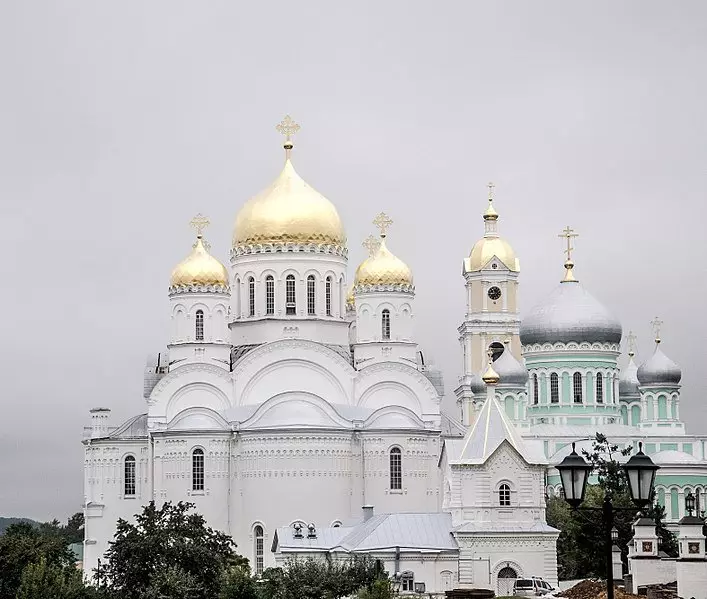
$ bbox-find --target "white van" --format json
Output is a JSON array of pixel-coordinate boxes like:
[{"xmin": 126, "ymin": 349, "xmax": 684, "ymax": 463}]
[{"xmin": 512, "ymin": 577, "xmax": 555, "ymax": 596}]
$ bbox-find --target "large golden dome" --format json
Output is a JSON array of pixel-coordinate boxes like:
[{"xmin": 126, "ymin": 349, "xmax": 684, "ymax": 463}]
[
  {"xmin": 354, "ymin": 237, "xmax": 413, "ymax": 288},
  {"xmin": 233, "ymin": 158, "xmax": 346, "ymax": 247},
  {"xmin": 467, "ymin": 237, "xmax": 519, "ymax": 272},
  {"xmin": 170, "ymin": 236, "xmax": 229, "ymax": 288}
]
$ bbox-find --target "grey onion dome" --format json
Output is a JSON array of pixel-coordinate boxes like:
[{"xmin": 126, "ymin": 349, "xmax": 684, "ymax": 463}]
[
  {"xmin": 493, "ymin": 348, "xmax": 529, "ymax": 386},
  {"xmin": 520, "ymin": 281, "xmax": 622, "ymax": 346},
  {"xmin": 619, "ymin": 356, "xmax": 640, "ymax": 397},
  {"xmin": 470, "ymin": 374, "xmax": 487, "ymax": 396},
  {"xmin": 637, "ymin": 344, "xmax": 682, "ymax": 385}
]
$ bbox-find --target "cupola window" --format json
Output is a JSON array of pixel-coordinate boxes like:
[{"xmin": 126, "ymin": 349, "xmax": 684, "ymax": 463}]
[
  {"xmin": 382, "ymin": 309, "xmax": 391, "ymax": 340},
  {"xmin": 550, "ymin": 373, "xmax": 559, "ymax": 403},
  {"xmin": 596, "ymin": 373, "xmax": 604, "ymax": 403},
  {"xmin": 265, "ymin": 275, "xmax": 275, "ymax": 315},
  {"xmin": 499, "ymin": 483, "xmax": 511, "ymax": 506},
  {"xmin": 533, "ymin": 374, "xmax": 539, "ymax": 405},
  {"xmin": 192, "ymin": 448, "xmax": 205, "ymax": 491},
  {"xmin": 307, "ymin": 275, "xmax": 316, "ymax": 315},
  {"xmin": 248, "ymin": 277, "xmax": 255, "ymax": 317},
  {"xmin": 325, "ymin": 276, "xmax": 332, "ymax": 316},
  {"xmin": 195, "ymin": 310, "xmax": 204, "ymax": 341},
  {"xmin": 286, "ymin": 275, "xmax": 296, "ymax": 315},
  {"xmin": 573, "ymin": 372, "xmax": 583, "ymax": 403},
  {"xmin": 124, "ymin": 455, "xmax": 136, "ymax": 497},
  {"xmin": 253, "ymin": 525, "xmax": 264, "ymax": 575},
  {"xmin": 389, "ymin": 447, "xmax": 402, "ymax": 490}
]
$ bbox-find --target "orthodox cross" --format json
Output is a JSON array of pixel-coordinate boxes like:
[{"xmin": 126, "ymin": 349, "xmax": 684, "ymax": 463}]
[
  {"xmin": 373, "ymin": 212, "xmax": 393, "ymax": 238},
  {"xmin": 626, "ymin": 331, "xmax": 637, "ymax": 356},
  {"xmin": 487, "ymin": 181, "xmax": 495, "ymax": 200},
  {"xmin": 190, "ymin": 214, "xmax": 210, "ymax": 238},
  {"xmin": 558, "ymin": 226, "xmax": 579, "ymax": 262},
  {"xmin": 651, "ymin": 317, "xmax": 663, "ymax": 343},
  {"xmin": 362, "ymin": 235, "xmax": 381, "ymax": 257}
]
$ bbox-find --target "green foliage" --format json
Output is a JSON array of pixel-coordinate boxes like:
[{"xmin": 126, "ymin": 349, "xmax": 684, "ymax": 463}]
[
  {"xmin": 356, "ymin": 579, "xmax": 393, "ymax": 599},
  {"xmin": 219, "ymin": 565, "xmax": 258, "ymax": 599},
  {"xmin": 547, "ymin": 433, "xmax": 678, "ymax": 581},
  {"xmin": 0, "ymin": 522, "xmax": 75, "ymax": 599},
  {"xmin": 101, "ymin": 501, "xmax": 245, "ymax": 599},
  {"xmin": 16, "ymin": 557, "xmax": 86, "ymax": 599}
]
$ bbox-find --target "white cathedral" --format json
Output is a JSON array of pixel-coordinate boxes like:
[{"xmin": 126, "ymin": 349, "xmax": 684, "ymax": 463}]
[{"xmin": 82, "ymin": 118, "xmax": 707, "ymax": 595}]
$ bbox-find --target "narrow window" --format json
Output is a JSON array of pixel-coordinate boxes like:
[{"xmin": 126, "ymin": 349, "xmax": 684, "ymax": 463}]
[
  {"xmin": 265, "ymin": 275, "xmax": 275, "ymax": 315},
  {"xmin": 307, "ymin": 275, "xmax": 316, "ymax": 315},
  {"xmin": 550, "ymin": 373, "xmax": 559, "ymax": 403},
  {"xmin": 401, "ymin": 572, "xmax": 414, "ymax": 593},
  {"xmin": 124, "ymin": 456, "xmax": 136, "ymax": 497},
  {"xmin": 533, "ymin": 374, "xmax": 539, "ymax": 405},
  {"xmin": 499, "ymin": 483, "xmax": 511, "ymax": 506},
  {"xmin": 389, "ymin": 447, "xmax": 402, "ymax": 490},
  {"xmin": 192, "ymin": 448, "xmax": 204, "ymax": 491},
  {"xmin": 325, "ymin": 276, "xmax": 332, "ymax": 316},
  {"xmin": 248, "ymin": 277, "xmax": 255, "ymax": 317},
  {"xmin": 596, "ymin": 373, "xmax": 604, "ymax": 403},
  {"xmin": 235, "ymin": 278, "xmax": 241, "ymax": 317},
  {"xmin": 195, "ymin": 310, "xmax": 204, "ymax": 341},
  {"xmin": 573, "ymin": 372, "xmax": 583, "ymax": 403},
  {"xmin": 286, "ymin": 275, "xmax": 296, "ymax": 315},
  {"xmin": 382, "ymin": 309, "xmax": 391, "ymax": 340},
  {"xmin": 254, "ymin": 525, "xmax": 264, "ymax": 575}
]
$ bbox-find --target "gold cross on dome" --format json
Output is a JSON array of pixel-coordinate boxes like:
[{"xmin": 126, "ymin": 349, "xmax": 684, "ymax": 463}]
[
  {"xmin": 373, "ymin": 212, "xmax": 393, "ymax": 237},
  {"xmin": 276, "ymin": 115, "xmax": 300, "ymax": 142},
  {"xmin": 487, "ymin": 181, "xmax": 495, "ymax": 200},
  {"xmin": 362, "ymin": 235, "xmax": 381, "ymax": 256},
  {"xmin": 190, "ymin": 213, "xmax": 210, "ymax": 237},
  {"xmin": 651, "ymin": 317, "xmax": 663, "ymax": 342},
  {"xmin": 626, "ymin": 330, "xmax": 637, "ymax": 356},
  {"xmin": 558, "ymin": 225, "xmax": 579, "ymax": 262}
]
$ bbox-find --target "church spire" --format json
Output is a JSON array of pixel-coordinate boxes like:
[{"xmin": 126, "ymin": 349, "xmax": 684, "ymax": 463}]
[{"xmin": 558, "ymin": 225, "xmax": 579, "ymax": 283}]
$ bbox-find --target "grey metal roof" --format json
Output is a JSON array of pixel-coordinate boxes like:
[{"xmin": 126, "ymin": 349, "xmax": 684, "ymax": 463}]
[
  {"xmin": 619, "ymin": 356, "xmax": 640, "ymax": 397},
  {"xmin": 520, "ymin": 280, "xmax": 622, "ymax": 345},
  {"xmin": 493, "ymin": 349, "xmax": 529, "ymax": 386},
  {"xmin": 440, "ymin": 413, "xmax": 466, "ymax": 438},
  {"xmin": 274, "ymin": 526, "xmax": 353, "ymax": 552},
  {"xmin": 109, "ymin": 414, "xmax": 148, "ymax": 439},
  {"xmin": 469, "ymin": 374, "xmax": 487, "ymax": 395},
  {"xmin": 637, "ymin": 343, "xmax": 682, "ymax": 385}
]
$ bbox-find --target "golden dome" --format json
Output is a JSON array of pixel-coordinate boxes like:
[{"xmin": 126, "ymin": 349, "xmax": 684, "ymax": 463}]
[
  {"xmin": 233, "ymin": 158, "xmax": 346, "ymax": 247},
  {"xmin": 354, "ymin": 237, "xmax": 413, "ymax": 288},
  {"xmin": 482, "ymin": 362, "xmax": 500, "ymax": 385},
  {"xmin": 467, "ymin": 237, "xmax": 519, "ymax": 272},
  {"xmin": 170, "ymin": 236, "xmax": 229, "ymax": 288}
]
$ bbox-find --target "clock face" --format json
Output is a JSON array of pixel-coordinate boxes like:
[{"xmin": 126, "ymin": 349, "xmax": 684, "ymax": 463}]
[{"xmin": 488, "ymin": 286, "xmax": 502, "ymax": 301}]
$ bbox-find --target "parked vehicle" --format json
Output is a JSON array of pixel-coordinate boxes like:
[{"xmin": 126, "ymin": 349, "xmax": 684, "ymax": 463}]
[{"xmin": 512, "ymin": 577, "xmax": 556, "ymax": 596}]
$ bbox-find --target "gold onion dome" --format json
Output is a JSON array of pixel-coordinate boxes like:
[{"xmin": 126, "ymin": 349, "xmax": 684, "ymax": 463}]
[
  {"xmin": 354, "ymin": 214, "xmax": 413, "ymax": 288},
  {"xmin": 170, "ymin": 215, "xmax": 229, "ymax": 288},
  {"xmin": 482, "ymin": 362, "xmax": 500, "ymax": 385},
  {"xmin": 232, "ymin": 116, "xmax": 346, "ymax": 248}
]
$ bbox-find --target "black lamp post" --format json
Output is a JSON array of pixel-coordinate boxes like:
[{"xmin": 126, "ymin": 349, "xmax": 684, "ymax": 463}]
[
  {"xmin": 685, "ymin": 492, "xmax": 696, "ymax": 517},
  {"xmin": 556, "ymin": 441, "xmax": 659, "ymax": 599}
]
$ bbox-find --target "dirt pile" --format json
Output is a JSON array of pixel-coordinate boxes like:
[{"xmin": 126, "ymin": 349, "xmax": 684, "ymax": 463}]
[{"xmin": 558, "ymin": 580, "xmax": 641, "ymax": 599}]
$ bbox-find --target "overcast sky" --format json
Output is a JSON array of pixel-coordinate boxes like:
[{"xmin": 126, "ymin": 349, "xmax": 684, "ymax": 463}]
[{"xmin": 1, "ymin": 1, "xmax": 706, "ymax": 521}]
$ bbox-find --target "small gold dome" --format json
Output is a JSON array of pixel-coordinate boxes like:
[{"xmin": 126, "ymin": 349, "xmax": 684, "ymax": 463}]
[
  {"xmin": 354, "ymin": 238, "xmax": 413, "ymax": 288},
  {"xmin": 482, "ymin": 362, "xmax": 500, "ymax": 385},
  {"xmin": 170, "ymin": 237, "xmax": 229, "ymax": 288},
  {"xmin": 467, "ymin": 237, "xmax": 519, "ymax": 272},
  {"xmin": 233, "ymin": 159, "xmax": 346, "ymax": 247}
]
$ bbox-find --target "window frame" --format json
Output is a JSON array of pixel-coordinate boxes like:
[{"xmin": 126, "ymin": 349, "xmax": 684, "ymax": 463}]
[
  {"xmin": 389, "ymin": 446, "xmax": 402, "ymax": 490},
  {"xmin": 124, "ymin": 455, "xmax": 136, "ymax": 497},
  {"xmin": 265, "ymin": 275, "xmax": 275, "ymax": 315},
  {"xmin": 192, "ymin": 448, "xmax": 205, "ymax": 492},
  {"xmin": 550, "ymin": 373, "xmax": 559, "ymax": 403},
  {"xmin": 533, "ymin": 374, "xmax": 539, "ymax": 405},
  {"xmin": 285, "ymin": 275, "xmax": 296, "ymax": 315},
  {"xmin": 401, "ymin": 571, "xmax": 414, "ymax": 593},
  {"xmin": 596, "ymin": 373, "xmax": 604, "ymax": 403},
  {"xmin": 195, "ymin": 309, "xmax": 204, "ymax": 341},
  {"xmin": 573, "ymin": 372, "xmax": 583, "ymax": 403},
  {"xmin": 498, "ymin": 482, "xmax": 511, "ymax": 507},
  {"xmin": 307, "ymin": 275, "xmax": 316, "ymax": 315},
  {"xmin": 253, "ymin": 524, "xmax": 264, "ymax": 575},
  {"xmin": 325, "ymin": 276, "xmax": 332, "ymax": 316},
  {"xmin": 248, "ymin": 277, "xmax": 255, "ymax": 317},
  {"xmin": 381, "ymin": 309, "xmax": 391, "ymax": 340}
]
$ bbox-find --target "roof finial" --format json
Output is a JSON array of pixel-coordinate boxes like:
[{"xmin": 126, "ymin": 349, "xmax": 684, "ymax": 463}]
[
  {"xmin": 372, "ymin": 212, "xmax": 393, "ymax": 239},
  {"xmin": 276, "ymin": 115, "xmax": 300, "ymax": 160},
  {"xmin": 558, "ymin": 225, "xmax": 579, "ymax": 283},
  {"xmin": 482, "ymin": 348, "xmax": 500, "ymax": 385},
  {"xmin": 362, "ymin": 234, "xmax": 381, "ymax": 257},
  {"xmin": 190, "ymin": 214, "xmax": 210, "ymax": 239},
  {"xmin": 626, "ymin": 330, "xmax": 637, "ymax": 357},
  {"xmin": 483, "ymin": 181, "xmax": 499, "ymax": 222},
  {"xmin": 651, "ymin": 317, "xmax": 663, "ymax": 345}
]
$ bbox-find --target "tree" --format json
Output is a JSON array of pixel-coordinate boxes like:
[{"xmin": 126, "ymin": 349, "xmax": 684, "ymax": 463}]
[
  {"xmin": 547, "ymin": 434, "xmax": 678, "ymax": 580},
  {"xmin": 0, "ymin": 522, "xmax": 74, "ymax": 599},
  {"xmin": 220, "ymin": 565, "xmax": 258, "ymax": 599},
  {"xmin": 101, "ymin": 501, "xmax": 247, "ymax": 599},
  {"xmin": 16, "ymin": 557, "xmax": 86, "ymax": 599}
]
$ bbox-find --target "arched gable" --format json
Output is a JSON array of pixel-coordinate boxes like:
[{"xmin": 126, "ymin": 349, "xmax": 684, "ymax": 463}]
[
  {"xmin": 363, "ymin": 405, "xmax": 426, "ymax": 430},
  {"xmin": 241, "ymin": 392, "xmax": 352, "ymax": 429},
  {"xmin": 166, "ymin": 406, "xmax": 230, "ymax": 431}
]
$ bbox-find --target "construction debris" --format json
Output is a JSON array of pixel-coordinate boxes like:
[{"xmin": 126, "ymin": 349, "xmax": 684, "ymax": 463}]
[{"xmin": 557, "ymin": 579, "xmax": 641, "ymax": 599}]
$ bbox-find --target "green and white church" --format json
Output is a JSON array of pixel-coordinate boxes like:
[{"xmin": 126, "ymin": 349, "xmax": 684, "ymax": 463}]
[{"xmin": 454, "ymin": 191, "xmax": 707, "ymax": 525}]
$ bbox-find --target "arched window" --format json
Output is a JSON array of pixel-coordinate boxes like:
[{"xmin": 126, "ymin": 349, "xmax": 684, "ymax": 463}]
[
  {"xmin": 235, "ymin": 278, "xmax": 241, "ymax": 317},
  {"xmin": 195, "ymin": 310, "xmax": 204, "ymax": 341},
  {"xmin": 192, "ymin": 448, "xmax": 204, "ymax": 491},
  {"xmin": 533, "ymin": 374, "xmax": 539, "ymax": 405},
  {"xmin": 550, "ymin": 373, "xmax": 559, "ymax": 403},
  {"xmin": 499, "ymin": 483, "xmax": 511, "ymax": 506},
  {"xmin": 307, "ymin": 275, "xmax": 316, "ymax": 315},
  {"xmin": 286, "ymin": 275, "xmax": 296, "ymax": 315},
  {"xmin": 248, "ymin": 277, "xmax": 255, "ymax": 317},
  {"xmin": 401, "ymin": 571, "xmax": 414, "ymax": 593},
  {"xmin": 265, "ymin": 275, "xmax": 275, "ymax": 315},
  {"xmin": 389, "ymin": 447, "xmax": 402, "ymax": 490},
  {"xmin": 325, "ymin": 276, "xmax": 332, "ymax": 316},
  {"xmin": 253, "ymin": 525, "xmax": 264, "ymax": 575},
  {"xmin": 573, "ymin": 372, "xmax": 583, "ymax": 403},
  {"xmin": 489, "ymin": 341, "xmax": 504, "ymax": 362},
  {"xmin": 596, "ymin": 373, "xmax": 604, "ymax": 403},
  {"xmin": 124, "ymin": 456, "xmax": 136, "ymax": 497},
  {"xmin": 382, "ymin": 309, "xmax": 391, "ymax": 340}
]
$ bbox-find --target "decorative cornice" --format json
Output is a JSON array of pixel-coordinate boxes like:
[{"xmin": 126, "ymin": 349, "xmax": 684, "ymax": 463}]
[
  {"xmin": 168, "ymin": 284, "xmax": 230, "ymax": 296},
  {"xmin": 522, "ymin": 341, "xmax": 620, "ymax": 354},
  {"xmin": 353, "ymin": 283, "xmax": 415, "ymax": 294},
  {"xmin": 231, "ymin": 243, "xmax": 348, "ymax": 259}
]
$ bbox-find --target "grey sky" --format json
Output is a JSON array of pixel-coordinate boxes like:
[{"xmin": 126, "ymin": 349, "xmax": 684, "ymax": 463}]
[{"xmin": 1, "ymin": 1, "xmax": 705, "ymax": 521}]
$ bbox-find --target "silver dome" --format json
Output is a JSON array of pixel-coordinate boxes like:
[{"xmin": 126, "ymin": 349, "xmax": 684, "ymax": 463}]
[
  {"xmin": 618, "ymin": 356, "xmax": 640, "ymax": 397},
  {"xmin": 493, "ymin": 348, "xmax": 529, "ymax": 386},
  {"xmin": 520, "ymin": 281, "xmax": 622, "ymax": 346},
  {"xmin": 637, "ymin": 344, "xmax": 681, "ymax": 385},
  {"xmin": 470, "ymin": 374, "xmax": 487, "ymax": 396}
]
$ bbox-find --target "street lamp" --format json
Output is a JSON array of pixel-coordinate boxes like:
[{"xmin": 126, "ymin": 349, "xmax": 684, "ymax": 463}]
[
  {"xmin": 556, "ymin": 440, "xmax": 659, "ymax": 599},
  {"xmin": 611, "ymin": 527, "xmax": 619, "ymax": 543},
  {"xmin": 685, "ymin": 492, "xmax": 696, "ymax": 517}
]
